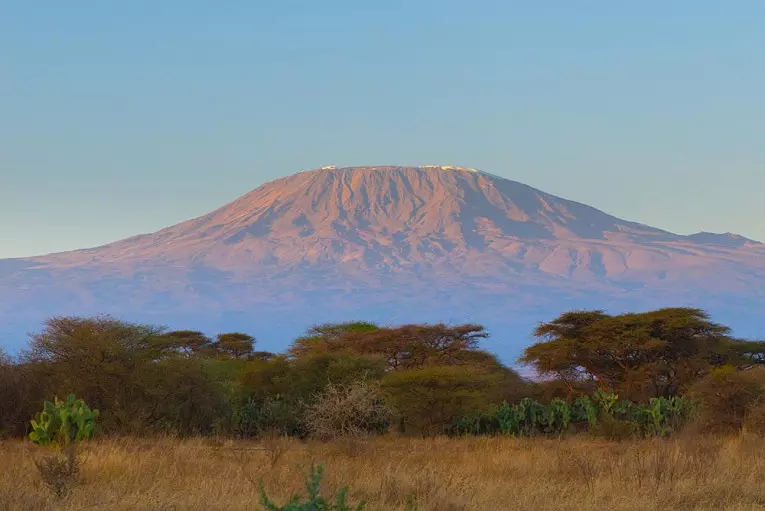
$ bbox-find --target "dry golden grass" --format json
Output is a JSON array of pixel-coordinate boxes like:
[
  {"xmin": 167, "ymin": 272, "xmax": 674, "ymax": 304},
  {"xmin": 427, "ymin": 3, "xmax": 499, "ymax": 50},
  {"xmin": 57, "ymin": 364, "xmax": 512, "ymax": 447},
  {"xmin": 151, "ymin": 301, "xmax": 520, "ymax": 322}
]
[{"xmin": 3, "ymin": 433, "xmax": 765, "ymax": 510}]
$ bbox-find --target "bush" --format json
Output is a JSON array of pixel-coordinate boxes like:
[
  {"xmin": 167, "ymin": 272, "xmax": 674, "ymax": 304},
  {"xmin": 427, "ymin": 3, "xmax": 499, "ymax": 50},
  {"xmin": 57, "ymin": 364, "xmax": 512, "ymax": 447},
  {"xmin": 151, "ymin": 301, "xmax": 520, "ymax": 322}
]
[
  {"xmin": 0, "ymin": 351, "xmax": 42, "ymax": 438},
  {"xmin": 689, "ymin": 366, "xmax": 765, "ymax": 433},
  {"xmin": 259, "ymin": 460, "xmax": 365, "ymax": 510},
  {"xmin": 589, "ymin": 411, "xmax": 638, "ymax": 440},
  {"xmin": 233, "ymin": 395, "xmax": 307, "ymax": 438},
  {"xmin": 743, "ymin": 395, "xmax": 765, "ymax": 434},
  {"xmin": 450, "ymin": 392, "xmax": 694, "ymax": 438},
  {"xmin": 304, "ymin": 381, "xmax": 394, "ymax": 440},
  {"xmin": 382, "ymin": 365, "xmax": 505, "ymax": 435}
]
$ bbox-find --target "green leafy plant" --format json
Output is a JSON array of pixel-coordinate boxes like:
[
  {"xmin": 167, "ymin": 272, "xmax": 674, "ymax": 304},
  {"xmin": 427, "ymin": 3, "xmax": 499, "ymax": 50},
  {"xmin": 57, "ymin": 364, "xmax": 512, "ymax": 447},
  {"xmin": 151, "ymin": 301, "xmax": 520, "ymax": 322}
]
[
  {"xmin": 29, "ymin": 394, "xmax": 99, "ymax": 446},
  {"xmin": 259, "ymin": 460, "xmax": 365, "ymax": 510},
  {"xmin": 29, "ymin": 394, "xmax": 99, "ymax": 498},
  {"xmin": 572, "ymin": 396, "xmax": 599, "ymax": 426},
  {"xmin": 593, "ymin": 388, "xmax": 619, "ymax": 415}
]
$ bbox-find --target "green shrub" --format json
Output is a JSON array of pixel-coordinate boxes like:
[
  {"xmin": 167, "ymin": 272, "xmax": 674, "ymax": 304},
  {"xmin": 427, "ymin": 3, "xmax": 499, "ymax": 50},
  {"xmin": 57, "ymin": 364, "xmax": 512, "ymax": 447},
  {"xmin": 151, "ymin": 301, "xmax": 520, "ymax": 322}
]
[
  {"xmin": 29, "ymin": 394, "xmax": 99, "ymax": 446},
  {"xmin": 29, "ymin": 394, "xmax": 99, "ymax": 498},
  {"xmin": 450, "ymin": 392, "xmax": 694, "ymax": 438},
  {"xmin": 234, "ymin": 395, "xmax": 307, "ymax": 438},
  {"xmin": 259, "ymin": 461, "xmax": 365, "ymax": 510}
]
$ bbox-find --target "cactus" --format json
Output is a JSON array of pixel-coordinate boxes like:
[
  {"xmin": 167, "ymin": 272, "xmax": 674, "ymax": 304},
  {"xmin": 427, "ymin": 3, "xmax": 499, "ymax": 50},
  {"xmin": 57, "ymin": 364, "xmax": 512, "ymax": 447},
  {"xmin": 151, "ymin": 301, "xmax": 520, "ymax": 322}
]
[
  {"xmin": 452, "ymin": 393, "xmax": 693, "ymax": 439},
  {"xmin": 495, "ymin": 401, "xmax": 526, "ymax": 436},
  {"xmin": 29, "ymin": 394, "xmax": 99, "ymax": 447},
  {"xmin": 593, "ymin": 388, "xmax": 619, "ymax": 415},
  {"xmin": 549, "ymin": 398, "xmax": 572, "ymax": 435},
  {"xmin": 572, "ymin": 396, "xmax": 599, "ymax": 426},
  {"xmin": 29, "ymin": 395, "xmax": 99, "ymax": 498},
  {"xmin": 612, "ymin": 400, "xmax": 633, "ymax": 421}
]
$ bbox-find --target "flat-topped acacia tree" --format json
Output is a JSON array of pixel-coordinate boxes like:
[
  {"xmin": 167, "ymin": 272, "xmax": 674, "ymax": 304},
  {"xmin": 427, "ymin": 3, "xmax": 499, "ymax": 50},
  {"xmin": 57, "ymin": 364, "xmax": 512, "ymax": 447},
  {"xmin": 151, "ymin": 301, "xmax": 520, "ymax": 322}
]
[{"xmin": 520, "ymin": 307, "xmax": 765, "ymax": 401}]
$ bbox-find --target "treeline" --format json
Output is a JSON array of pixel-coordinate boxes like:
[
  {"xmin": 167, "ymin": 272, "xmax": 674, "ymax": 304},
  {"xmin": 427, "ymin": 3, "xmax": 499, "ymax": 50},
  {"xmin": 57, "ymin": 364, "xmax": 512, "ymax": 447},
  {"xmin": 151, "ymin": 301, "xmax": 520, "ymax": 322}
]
[{"xmin": 2, "ymin": 307, "xmax": 765, "ymax": 439}]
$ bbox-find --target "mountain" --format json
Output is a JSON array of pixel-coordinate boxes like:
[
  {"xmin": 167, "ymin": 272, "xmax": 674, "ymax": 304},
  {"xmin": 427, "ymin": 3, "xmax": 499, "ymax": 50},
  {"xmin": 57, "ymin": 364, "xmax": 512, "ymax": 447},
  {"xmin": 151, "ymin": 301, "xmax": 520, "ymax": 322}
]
[{"xmin": 3, "ymin": 165, "xmax": 765, "ymax": 357}]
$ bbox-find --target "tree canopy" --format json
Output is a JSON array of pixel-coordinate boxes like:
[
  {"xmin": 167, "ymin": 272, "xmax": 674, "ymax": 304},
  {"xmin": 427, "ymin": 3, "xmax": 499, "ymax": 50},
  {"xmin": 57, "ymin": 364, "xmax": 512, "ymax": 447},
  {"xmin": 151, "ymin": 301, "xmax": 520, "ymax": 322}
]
[
  {"xmin": 289, "ymin": 322, "xmax": 490, "ymax": 370},
  {"xmin": 520, "ymin": 307, "xmax": 765, "ymax": 400}
]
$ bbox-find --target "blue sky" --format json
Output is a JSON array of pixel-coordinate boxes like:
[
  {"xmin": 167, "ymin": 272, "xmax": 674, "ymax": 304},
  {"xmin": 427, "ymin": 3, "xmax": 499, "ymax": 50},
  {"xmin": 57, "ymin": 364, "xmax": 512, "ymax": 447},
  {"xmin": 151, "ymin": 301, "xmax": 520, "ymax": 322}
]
[{"xmin": 2, "ymin": 1, "xmax": 764, "ymax": 258}]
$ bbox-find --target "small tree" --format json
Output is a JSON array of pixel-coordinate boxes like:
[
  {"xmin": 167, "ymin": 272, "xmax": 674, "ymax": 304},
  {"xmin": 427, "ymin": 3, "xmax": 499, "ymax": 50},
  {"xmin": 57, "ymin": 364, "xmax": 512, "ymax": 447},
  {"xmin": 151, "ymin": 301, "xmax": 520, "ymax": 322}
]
[
  {"xmin": 382, "ymin": 365, "xmax": 505, "ymax": 435},
  {"xmin": 29, "ymin": 394, "xmax": 99, "ymax": 498}
]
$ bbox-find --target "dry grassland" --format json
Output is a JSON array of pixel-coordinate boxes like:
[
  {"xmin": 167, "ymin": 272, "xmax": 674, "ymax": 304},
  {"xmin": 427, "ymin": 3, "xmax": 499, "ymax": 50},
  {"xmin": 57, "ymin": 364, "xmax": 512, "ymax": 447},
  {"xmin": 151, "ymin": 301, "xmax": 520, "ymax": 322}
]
[{"xmin": 3, "ymin": 434, "xmax": 765, "ymax": 510}]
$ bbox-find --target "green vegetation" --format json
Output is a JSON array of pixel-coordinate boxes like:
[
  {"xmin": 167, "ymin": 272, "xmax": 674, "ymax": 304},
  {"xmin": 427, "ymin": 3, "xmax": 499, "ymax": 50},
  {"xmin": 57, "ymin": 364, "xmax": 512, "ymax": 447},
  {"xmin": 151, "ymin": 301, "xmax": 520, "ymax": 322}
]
[
  {"xmin": 450, "ymin": 393, "xmax": 693, "ymax": 438},
  {"xmin": 259, "ymin": 461, "xmax": 366, "ymax": 511},
  {"xmin": 28, "ymin": 394, "xmax": 99, "ymax": 498},
  {"xmin": 2, "ymin": 307, "xmax": 765, "ymax": 444},
  {"xmin": 29, "ymin": 394, "xmax": 99, "ymax": 446}
]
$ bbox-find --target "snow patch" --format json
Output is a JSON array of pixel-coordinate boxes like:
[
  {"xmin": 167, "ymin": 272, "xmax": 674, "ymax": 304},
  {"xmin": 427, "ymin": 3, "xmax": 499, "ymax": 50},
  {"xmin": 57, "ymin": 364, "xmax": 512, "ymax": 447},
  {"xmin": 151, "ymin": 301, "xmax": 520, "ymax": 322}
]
[{"xmin": 422, "ymin": 165, "xmax": 479, "ymax": 172}]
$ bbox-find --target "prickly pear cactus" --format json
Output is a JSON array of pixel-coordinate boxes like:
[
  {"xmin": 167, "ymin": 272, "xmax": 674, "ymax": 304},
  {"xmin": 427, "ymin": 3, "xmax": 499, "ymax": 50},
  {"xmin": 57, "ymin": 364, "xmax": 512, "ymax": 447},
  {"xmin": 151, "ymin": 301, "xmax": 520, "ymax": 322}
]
[{"xmin": 29, "ymin": 394, "xmax": 99, "ymax": 447}]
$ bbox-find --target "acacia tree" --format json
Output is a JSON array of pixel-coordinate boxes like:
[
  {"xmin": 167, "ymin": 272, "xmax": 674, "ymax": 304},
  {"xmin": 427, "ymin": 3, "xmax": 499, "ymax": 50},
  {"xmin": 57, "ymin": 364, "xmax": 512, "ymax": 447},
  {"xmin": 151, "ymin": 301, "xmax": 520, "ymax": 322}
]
[
  {"xmin": 288, "ymin": 321, "xmax": 380, "ymax": 359},
  {"xmin": 25, "ymin": 316, "xmax": 170, "ymax": 431},
  {"xmin": 519, "ymin": 307, "xmax": 762, "ymax": 401},
  {"xmin": 161, "ymin": 330, "xmax": 216, "ymax": 357},
  {"xmin": 214, "ymin": 333, "xmax": 255, "ymax": 359},
  {"xmin": 289, "ymin": 322, "xmax": 489, "ymax": 371}
]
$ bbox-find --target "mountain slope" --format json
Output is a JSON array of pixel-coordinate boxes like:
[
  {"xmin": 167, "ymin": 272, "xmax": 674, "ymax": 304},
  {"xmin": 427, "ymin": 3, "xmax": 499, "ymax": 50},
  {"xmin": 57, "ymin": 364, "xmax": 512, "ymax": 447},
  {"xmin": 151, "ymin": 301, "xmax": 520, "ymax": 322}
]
[{"xmin": 3, "ymin": 165, "xmax": 765, "ymax": 354}]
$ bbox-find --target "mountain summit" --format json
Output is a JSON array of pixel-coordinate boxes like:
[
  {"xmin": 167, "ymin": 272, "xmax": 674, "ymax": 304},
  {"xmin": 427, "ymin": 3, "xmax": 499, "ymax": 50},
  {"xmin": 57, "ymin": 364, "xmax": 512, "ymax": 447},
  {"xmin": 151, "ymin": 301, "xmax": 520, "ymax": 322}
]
[{"xmin": 3, "ymin": 165, "xmax": 765, "ymax": 354}]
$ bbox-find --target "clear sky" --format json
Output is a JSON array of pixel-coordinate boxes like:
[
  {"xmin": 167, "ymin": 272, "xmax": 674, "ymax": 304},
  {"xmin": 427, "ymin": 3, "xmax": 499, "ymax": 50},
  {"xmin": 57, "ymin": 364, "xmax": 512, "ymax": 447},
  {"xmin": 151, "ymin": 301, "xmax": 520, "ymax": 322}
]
[{"xmin": 2, "ymin": 1, "xmax": 764, "ymax": 258}]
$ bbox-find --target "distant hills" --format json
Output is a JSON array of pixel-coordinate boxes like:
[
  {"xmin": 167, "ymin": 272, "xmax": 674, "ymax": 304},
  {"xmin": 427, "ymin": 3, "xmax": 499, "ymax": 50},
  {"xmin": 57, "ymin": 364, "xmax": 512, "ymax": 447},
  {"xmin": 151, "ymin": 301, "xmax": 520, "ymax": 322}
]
[{"xmin": 3, "ymin": 165, "xmax": 764, "ymax": 357}]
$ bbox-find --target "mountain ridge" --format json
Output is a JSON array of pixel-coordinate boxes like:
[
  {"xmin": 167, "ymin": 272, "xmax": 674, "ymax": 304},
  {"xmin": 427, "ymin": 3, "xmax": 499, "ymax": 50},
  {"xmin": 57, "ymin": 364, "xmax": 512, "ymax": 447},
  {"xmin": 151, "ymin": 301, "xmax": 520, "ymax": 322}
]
[{"xmin": 3, "ymin": 165, "xmax": 765, "ymax": 355}]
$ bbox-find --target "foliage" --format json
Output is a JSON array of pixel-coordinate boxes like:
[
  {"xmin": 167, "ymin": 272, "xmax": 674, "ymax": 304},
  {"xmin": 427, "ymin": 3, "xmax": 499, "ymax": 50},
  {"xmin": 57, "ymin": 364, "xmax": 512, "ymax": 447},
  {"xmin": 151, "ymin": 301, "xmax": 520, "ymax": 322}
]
[
  {"xmin": 289, "ymin": 322, "xmax": 381, "ymax": 359},
  {"xmin": 233, "ymin": 395, "xmax": 306, "ymax": 438},
  {"xmin": 161, "ymin": 330, "xmax": 217, "ymax": 357},
  {"xmin": 0, "ymin": 309, "xmax": 760, "ymax": 440},
  {"xmin": 259, "ymin": 461, "xmax": 365, "ymax": 511},
  {"xmin": 290, "ymin": 322, "xmax": 489, "ymax": 371},
  {"xmin": 29, "ymin": 394, "xmax": 99, "ymax": 446},
  {"xmin": 0, "ymin": 350, "xmax": 43, "ymax": 438},
  {"xmin": 520, "ymin": 307, "xmax": 763, "ymax": 401},
  {"xmin": 215, "ymin": 332, "xmax": 256, "ymax": 359},
  {"xmin": 139, "ymin": 356, "xmax": 236, "ymax": 436},
  {"xmin": 28, "ymin": 395, "xmax": 98, "ymax": 498},
  {"xmin": 382, "ymin": 364, "xmax": 506, "ymax": 435},
  {"xmin": 450, "ymin": 392, "xmax": 693, "ymax": 438},
  {"xmin": 688, "ymin": 365, "xmax": 765, "ymax": 433}
]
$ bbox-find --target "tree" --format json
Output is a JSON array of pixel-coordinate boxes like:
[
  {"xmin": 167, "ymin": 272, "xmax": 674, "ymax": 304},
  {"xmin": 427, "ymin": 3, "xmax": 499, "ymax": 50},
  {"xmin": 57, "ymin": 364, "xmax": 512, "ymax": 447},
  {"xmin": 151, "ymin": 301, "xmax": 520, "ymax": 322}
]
[
  {"xmin": 215, "ymin": 332, "xmax": 255, "ymax": 359},
  {"xmin": 289, "ymin": 322, "xmax": 489, "ymax": 371},
  {"xmin": 239, "ymin": 352, "xmax": 387, "ymax": 406},
  {"xmin": 381, "ymin": 364, "xmax": 506, "ymax": 435},
  {"xmin": 289, "ymin": 322, "xmax": 380, "ymax": 359},
  {"xmin": 520, "ymin": 307, "xmax": 761, "ymax": 401},
  {"xmin": 140, "ymin": 357, "xmax": 233, "ymax": 436},
  {"xmin": 0, "ymin": 350, "xmax": 44, "ymax": 437},
  {"xmin": 688, "ymin": 366, "xmax": 765, "ymax": 433},
  {"xmin": 161, "ymin": 330, "xmax": 216, "ymax": 357},
  {"xmin": 25, "ymin": 316, "xmax": 170, "ymax": 432}
]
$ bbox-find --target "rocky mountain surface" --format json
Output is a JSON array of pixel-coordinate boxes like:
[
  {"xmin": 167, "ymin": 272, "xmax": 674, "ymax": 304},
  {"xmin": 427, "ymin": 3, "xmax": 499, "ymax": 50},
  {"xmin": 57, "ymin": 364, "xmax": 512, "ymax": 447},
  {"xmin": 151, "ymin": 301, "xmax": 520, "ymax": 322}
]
[{"xmin": 3, "ymin": 166, "xmax": 764, "ymax": 355}]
